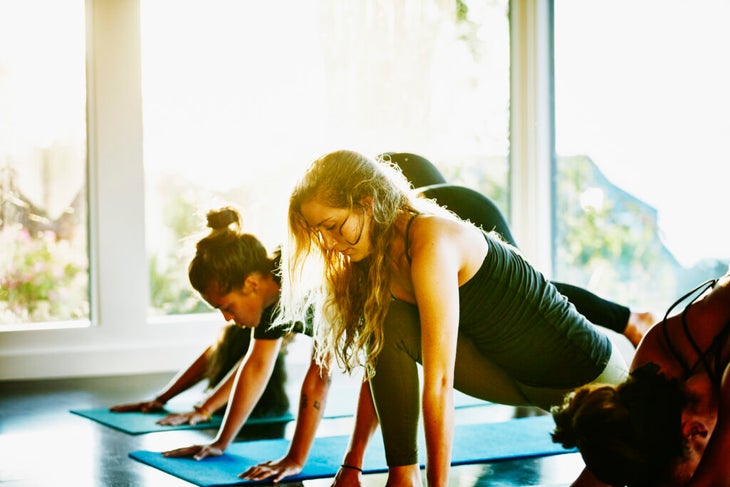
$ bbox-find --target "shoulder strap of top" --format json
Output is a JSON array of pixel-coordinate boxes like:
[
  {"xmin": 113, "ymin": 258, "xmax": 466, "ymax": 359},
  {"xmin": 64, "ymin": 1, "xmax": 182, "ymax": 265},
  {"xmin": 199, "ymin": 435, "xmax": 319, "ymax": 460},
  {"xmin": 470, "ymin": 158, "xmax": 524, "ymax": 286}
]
[
  {"xmin": 404, "ymin": 212, "xmax": 420, "ymax": 265},
  {"xmin": 661, "ymin": 278, "xmax": 720, "ymax": 380}
]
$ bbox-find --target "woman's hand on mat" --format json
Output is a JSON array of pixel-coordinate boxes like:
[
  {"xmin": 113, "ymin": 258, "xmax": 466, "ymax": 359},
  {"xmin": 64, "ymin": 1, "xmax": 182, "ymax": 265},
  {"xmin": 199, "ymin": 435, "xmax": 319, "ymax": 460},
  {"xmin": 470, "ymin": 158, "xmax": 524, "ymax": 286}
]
[
  {"xmin": 109, "ymin": 399, "xmax": 165, "ymax": 413},
  {"xmin": 238, "ymin": 457, "xmax": 303, "ymax": 483},
  {"xmin": 156, "ymin": 410, "xmax": 209, "ymax": 426},
  {"xmin": 162, "ymin": 444, "xmax": 223, "ymax": 461}
]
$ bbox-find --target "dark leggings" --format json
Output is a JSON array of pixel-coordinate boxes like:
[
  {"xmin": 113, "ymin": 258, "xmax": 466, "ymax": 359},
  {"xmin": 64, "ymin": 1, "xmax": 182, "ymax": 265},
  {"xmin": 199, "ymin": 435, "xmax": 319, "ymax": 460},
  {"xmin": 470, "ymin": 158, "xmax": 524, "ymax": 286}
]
[
  {"xmin": 369, "ymin": 299, "xmax": 629, "ymax": 466},
  {"xmin": 552, "ymin": 281, "xmax": 629, "ymax": 333}
]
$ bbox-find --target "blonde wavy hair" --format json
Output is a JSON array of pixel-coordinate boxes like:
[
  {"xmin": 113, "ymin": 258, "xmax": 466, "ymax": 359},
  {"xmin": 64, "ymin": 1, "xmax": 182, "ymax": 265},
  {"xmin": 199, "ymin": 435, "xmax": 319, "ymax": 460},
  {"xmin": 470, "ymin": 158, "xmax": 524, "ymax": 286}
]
[{"xmin": 279, "ymin": 149, "xmax": 448, "ymax": 377}]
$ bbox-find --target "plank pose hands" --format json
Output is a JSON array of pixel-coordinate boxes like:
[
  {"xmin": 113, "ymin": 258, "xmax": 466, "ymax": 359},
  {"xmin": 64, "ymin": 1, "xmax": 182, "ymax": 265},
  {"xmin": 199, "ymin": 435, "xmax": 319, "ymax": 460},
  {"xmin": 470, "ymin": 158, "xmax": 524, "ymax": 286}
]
[{"xmin": 110, "ymin": 322, "xmax": 289, "ymax": 427}]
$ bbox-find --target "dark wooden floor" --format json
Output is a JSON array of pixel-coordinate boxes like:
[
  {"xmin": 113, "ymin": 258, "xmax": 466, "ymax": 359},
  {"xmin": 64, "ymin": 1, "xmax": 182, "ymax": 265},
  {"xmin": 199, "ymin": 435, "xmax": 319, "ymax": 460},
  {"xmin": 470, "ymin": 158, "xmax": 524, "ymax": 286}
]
[{"xmin": 0, "ymin": 342, "xmax": 585, "ymax": 486}]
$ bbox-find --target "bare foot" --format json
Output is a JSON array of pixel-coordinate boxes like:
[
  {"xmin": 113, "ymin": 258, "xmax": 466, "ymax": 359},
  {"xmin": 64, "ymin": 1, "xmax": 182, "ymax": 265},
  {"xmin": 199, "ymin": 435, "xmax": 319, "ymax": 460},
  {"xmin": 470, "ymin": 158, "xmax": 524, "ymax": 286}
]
[{"xmin": 624, "ymin": 311, "xmax": 656, "ymax": 347}]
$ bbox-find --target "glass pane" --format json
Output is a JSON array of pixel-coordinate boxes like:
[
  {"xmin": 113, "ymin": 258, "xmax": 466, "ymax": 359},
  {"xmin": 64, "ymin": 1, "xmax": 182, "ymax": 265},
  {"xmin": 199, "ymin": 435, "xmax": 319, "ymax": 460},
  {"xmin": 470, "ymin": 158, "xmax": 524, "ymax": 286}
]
[
  {"xmin": 142, "ymin": 0, "xmax": 510, "ymax": 316},
  {"xmin": 0, "ymin": 0, "xmax": 89, "ymax": 327},
  {"xmin": 554, "ymin": 0, "xmax": 729, "ymax": 311}
]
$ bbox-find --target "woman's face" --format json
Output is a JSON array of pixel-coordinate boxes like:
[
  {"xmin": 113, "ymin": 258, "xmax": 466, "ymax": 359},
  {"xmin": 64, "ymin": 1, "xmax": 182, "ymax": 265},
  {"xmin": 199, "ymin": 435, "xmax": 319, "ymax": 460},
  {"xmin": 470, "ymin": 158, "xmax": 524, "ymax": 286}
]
[
  {"xmin": 202, "ymin": 280, "xmax": 265, "ymax": 328},
  {"xmin": 299, "ymin": 199, "xmax": 371, "ymax": 262}
]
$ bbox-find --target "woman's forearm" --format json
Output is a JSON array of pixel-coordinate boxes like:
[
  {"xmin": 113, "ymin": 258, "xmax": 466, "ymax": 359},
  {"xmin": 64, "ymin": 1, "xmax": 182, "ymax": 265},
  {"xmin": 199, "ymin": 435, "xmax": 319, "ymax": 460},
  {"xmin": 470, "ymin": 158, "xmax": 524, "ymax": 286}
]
[
  {"xmin": 211, "ymin": 340, "xmax": 281, "ymax": 449},
  {"xmin": 422, "ymin": 385, "xmax": 454, "ymax": 486},
  {"xmin": 155, "ymin": 347, "xmax": 211, "ymax": 403},
  {"xmin": 194, "ymin": 358, "xmax": 243, "ymax": 414},
  {"xmin": 282, "ymin": 359, "xmax": 332, "ymax": 465},
  {"xmin": 341, "ymin": 380, "xmax": 379, "ymax": 467}
]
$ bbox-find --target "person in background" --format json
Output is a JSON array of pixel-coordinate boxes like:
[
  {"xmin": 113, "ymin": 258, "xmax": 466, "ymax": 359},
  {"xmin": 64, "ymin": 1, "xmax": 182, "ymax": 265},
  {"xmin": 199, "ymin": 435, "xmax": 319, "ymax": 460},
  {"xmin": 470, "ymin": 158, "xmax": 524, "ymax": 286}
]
[
  {"xmin": 158, "ymin": 206, "xmax": 350, "ymax": 484},
  {"xmin": 552, "ymin": 269, "xmax": 730, "ymax": 487},
  {"xmin": 278, "ymin": 149, "xmax": 634, "ymax": 486},
  {"xmin": 110, "ymin": 322, "xmax": 289, "ymax": 427},
  {"xmin": 110, "ymin": 208, "xmax": 291, "ymax": 426}
]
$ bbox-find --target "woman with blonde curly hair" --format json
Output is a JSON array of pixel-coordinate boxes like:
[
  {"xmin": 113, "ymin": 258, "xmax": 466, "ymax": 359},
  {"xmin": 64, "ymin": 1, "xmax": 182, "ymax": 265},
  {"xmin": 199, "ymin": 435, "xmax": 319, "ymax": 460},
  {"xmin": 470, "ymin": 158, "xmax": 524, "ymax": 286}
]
[{"xmin": 279, "ymin": 149, "xmax": 632, "ymax": 487}]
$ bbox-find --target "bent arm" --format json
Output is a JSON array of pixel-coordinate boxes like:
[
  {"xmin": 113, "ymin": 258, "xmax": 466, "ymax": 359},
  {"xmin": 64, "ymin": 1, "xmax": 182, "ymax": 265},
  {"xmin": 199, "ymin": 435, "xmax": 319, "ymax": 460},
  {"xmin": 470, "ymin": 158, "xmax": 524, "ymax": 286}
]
[
  {"xmin": 193, "ymin": 356, "xmax": 243, "ymax": 415},
  {"xmin": 157, "ymin": 356, "xmax": 244, "ymax": 426}
]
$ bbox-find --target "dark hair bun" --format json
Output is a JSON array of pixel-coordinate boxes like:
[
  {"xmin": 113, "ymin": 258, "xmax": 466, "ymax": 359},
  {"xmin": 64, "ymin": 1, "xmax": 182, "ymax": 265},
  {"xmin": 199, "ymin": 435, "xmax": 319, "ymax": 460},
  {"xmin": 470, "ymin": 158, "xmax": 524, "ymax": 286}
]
[{"xmin": 206, "ymin": 207, "xmax": 241, "ymax": 230}]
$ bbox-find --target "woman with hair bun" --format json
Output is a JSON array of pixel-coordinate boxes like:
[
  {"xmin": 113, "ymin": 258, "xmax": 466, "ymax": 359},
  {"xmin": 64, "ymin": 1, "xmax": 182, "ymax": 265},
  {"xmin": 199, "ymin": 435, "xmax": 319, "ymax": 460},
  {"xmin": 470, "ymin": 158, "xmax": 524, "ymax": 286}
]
[
  {"xmin": 110, "ymin": 206, "xmax": 290, "ymax": 425},
  {"xmin": 112, "ymin": 206, "xmax": 335, "ymax": 483}
]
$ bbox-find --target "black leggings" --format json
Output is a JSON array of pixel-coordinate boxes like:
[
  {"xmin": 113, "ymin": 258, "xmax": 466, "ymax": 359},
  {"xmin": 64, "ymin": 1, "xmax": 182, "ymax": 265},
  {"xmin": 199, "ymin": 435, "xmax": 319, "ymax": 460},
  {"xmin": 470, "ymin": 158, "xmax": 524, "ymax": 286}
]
[{"xmin": 552, "ymin": 281, "xmax": 629, "ymax": 333}]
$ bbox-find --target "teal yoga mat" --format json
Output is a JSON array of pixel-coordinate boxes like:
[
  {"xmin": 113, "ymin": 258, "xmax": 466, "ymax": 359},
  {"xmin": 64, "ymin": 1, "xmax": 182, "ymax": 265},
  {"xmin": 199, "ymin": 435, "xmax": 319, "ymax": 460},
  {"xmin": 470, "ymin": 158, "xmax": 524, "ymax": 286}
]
[
  {"xmin": 72, "ymin": 390, "xmax": 487, "ymax": 435},
  {"xmin": 70, "ymin": 404, "xmax": 295, "ymax": 435},
  {"xmin": 130, "ymin": 415, "xmax": 575, "ymax": 486}
]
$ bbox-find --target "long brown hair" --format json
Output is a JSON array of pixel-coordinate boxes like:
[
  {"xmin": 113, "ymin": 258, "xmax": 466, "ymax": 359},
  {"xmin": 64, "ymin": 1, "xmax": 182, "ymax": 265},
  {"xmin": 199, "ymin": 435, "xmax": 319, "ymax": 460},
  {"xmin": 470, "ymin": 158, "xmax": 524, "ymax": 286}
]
[{"xmin": 280, "ymin": 150, "xmax": 449, "ymax": 377}]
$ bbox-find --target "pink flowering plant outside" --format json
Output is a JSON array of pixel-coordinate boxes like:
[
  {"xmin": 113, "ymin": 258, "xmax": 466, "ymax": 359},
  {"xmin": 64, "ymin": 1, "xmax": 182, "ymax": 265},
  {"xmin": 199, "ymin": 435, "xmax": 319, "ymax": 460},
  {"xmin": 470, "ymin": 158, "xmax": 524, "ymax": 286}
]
[{"xmin": 0, "ymin": 224, "xmax": 88, "ymax": 324}]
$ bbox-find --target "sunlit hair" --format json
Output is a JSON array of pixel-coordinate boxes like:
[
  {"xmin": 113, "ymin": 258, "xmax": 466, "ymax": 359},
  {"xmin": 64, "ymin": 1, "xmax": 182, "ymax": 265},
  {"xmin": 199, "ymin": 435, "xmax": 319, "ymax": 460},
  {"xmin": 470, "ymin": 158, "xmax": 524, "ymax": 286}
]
[
  {"xmin": 551, "ymin": 363, "xmax": 688, "ymax": 487},
  {"xmin": 279, "ymin": 149, "xmax": 452, "ymax": 377},
  {"xmin": 188, "ymin": 206, "xmax": 274, "ymax": 295}
]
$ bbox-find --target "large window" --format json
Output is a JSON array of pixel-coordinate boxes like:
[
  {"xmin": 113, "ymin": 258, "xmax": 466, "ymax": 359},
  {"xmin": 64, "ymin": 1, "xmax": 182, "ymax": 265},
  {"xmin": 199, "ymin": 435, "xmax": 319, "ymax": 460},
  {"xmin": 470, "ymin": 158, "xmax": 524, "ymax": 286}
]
[
  {"xmin": 141, "ymin": 0, "xmax": 511, "ymax": 316},
  {"xmin": 553, "ymin": 0, "xmax": 730, "ymax": 311},
  {"xmin": 0, "ymin": 0, "xmax": 89, "ymax": 328}
]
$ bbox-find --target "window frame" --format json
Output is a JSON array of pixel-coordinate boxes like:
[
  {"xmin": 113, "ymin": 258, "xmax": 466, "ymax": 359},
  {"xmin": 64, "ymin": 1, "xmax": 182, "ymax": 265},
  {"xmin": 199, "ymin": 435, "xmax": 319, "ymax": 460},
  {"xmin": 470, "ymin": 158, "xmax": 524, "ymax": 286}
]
[
  {"xmin": 0, "ymin": 0, "xmax": 221, "ymax": 380},
  {"xmin": 0, "ymin": 0, "xmax": 553, "ymax": 380}
]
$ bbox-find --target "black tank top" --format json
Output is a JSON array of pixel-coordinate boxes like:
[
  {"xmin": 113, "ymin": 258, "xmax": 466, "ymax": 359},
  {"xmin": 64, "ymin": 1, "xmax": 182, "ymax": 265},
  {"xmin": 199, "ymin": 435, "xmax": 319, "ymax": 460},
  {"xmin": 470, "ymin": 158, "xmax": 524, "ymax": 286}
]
[{"xmin": 404, "ymin": 213, "xmax": 612, "ymax": 388}]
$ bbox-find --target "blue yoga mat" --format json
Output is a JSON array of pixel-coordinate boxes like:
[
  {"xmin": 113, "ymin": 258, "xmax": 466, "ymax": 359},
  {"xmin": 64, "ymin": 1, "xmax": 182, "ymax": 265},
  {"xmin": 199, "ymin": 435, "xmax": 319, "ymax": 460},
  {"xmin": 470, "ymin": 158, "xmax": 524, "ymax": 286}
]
[
  {"xmin": 72, "ymin": 390, "xmax": 487, "ymax": 435},
  {"xmin": 130, "ymin": 415, "xmax": 574, "ymax": 486},
  {"xmin": 70, "ymin": 405, "xmax": 296, "ymax": 435}
]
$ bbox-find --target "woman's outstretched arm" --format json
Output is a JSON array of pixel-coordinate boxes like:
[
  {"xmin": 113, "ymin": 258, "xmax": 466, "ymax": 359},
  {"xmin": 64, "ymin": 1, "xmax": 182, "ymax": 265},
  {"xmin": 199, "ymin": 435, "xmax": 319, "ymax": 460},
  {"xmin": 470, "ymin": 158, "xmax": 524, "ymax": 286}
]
[
  {"xmin": 161, "ymin": 337, "xmax": 282, "ymax": 460},
  {"xmin": 409, "ymin": 217, "xmax": 472, "ymax": 486},
  {"xmin": 110, "ymin": 346, "xmax": 211, "ymax": 413},
  {"xmin": 238, "ymin": 350, "xmax": 332, "ymax": 483}
]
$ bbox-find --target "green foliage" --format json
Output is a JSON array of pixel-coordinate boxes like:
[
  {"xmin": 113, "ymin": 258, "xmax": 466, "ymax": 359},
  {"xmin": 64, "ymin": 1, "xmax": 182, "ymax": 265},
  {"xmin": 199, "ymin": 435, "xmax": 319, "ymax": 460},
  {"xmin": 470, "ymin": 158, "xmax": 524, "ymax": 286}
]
[
  {"xmin": 147, "ymin": 177, "xmax": 212, "ymax": 316},
  {"xmin": 553, "ymin": 155, "xmax": 723, "ymax": 311},
  {"xmin": 0, "ymin": 224, "xmax": 88, "ymax": 323},
  {"xmin": 148, "ymin": 253, "xmax": 209, "ymax": 315},
  {"xmin": 147, "ymin": 171, "xmax": 262, "ymax": 317}
]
